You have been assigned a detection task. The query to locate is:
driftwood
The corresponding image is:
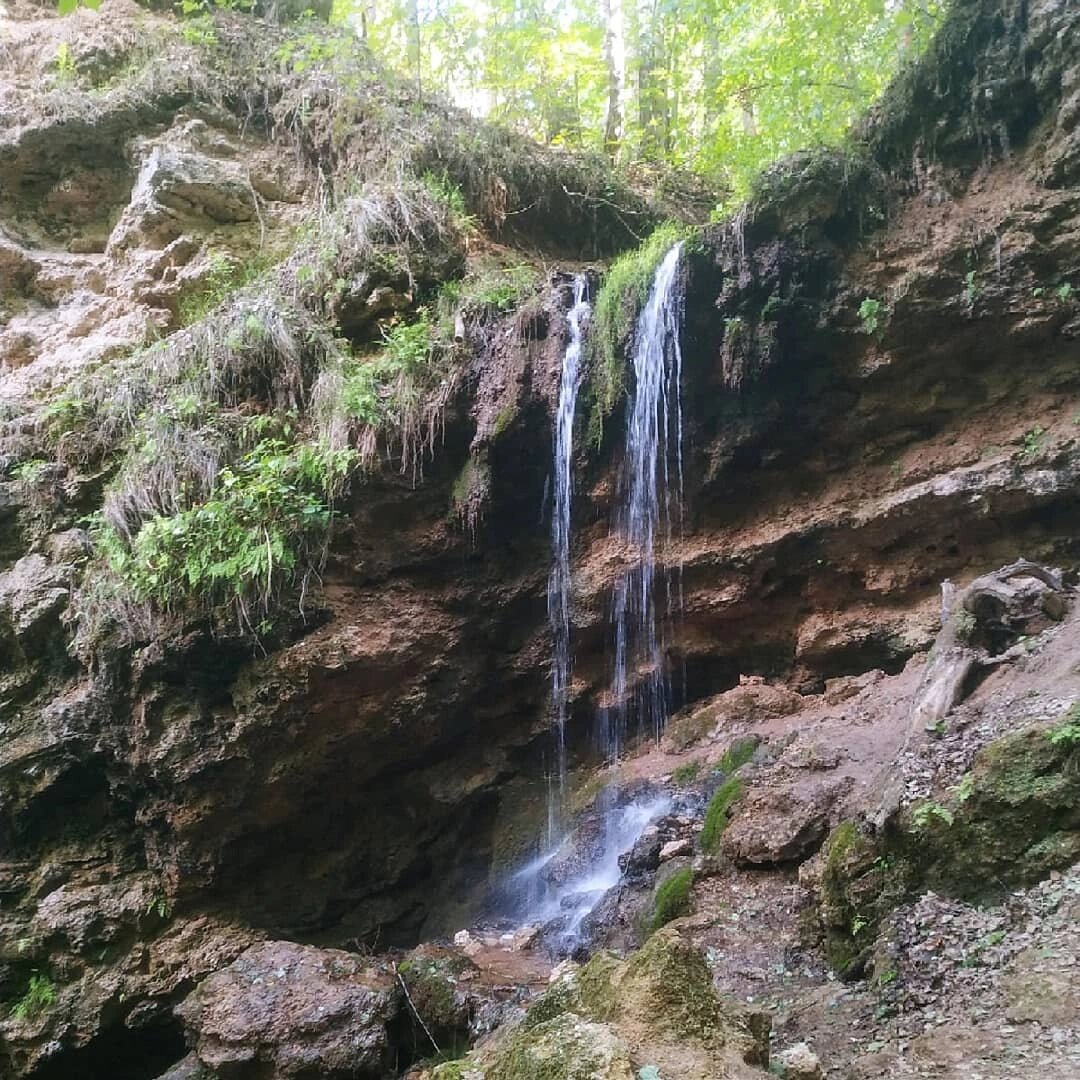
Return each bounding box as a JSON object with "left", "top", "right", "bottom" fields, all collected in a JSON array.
[{"left": 870, "top": 559, "right": 1066, "bottom": 830}]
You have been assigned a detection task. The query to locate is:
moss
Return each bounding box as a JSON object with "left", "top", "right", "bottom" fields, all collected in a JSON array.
[
  {"left": 488, "top": 1013, "right": 633, "bottom": 1080},
  {"left": 621, "top": 930, "right": 724, "bottom": 1043},
  {"left": 397, "top": 949, "right": 474, "bottom": 1048},
  {"left": 817, "top": 820, "right": 906, "bottom": 979},
  {"left": 650, "top": 867, "right": 693, "bottom": 929},
  {"left": 492, "top": 404, "right": 516, "bottom": 439},
  {"left": 521, "top": 973, "right": 583, "bottom": 1031},
  {"left": 671, "top": 760, "right": 702, "bottom": 786},
  {"left": 700, "top": 777, "right": 745, "bottom": 853},
  {"left": 816, "top": 719, "right": 1080, "bottom": 979},
  {"left": 576, "top": 951, "right": 622, "bottom": 1021},
  {"left": 918, "top": 722, "right": 1080, "bottom": 896},
  {"left": 450, "top": 452, "right": 492, "bottom": 526},
  {"left": 585, "top": 221, "right": 691, "bottom": 445},
  {"left": 718, "top": 735, "right": 759, "bottom": 775}
]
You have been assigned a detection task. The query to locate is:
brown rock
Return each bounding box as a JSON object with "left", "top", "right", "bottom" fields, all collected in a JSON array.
[{"left": 176, "top": 941, "right": 403, "bottom": 1079}]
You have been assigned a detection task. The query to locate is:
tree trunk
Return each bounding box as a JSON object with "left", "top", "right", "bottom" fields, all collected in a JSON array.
[{"left": 602, "top": 0, "right": 625, "bottom": 157}]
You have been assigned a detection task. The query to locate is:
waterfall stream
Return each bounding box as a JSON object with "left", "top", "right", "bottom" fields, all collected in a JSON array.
[
  {"left": 546, "top": 274, "right": 590, "bottom": 845},
  {"left": 510, "top": 247, "right": 686, "bottom": 950},
  {"left": 604, "top": 240, "right": 685, "bottom": 760}
]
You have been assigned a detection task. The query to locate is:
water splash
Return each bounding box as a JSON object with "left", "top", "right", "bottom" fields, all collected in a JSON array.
[
  {"left": 546, "top": 274, "right": 591, "bottom": 844},
  {"left": 604, "top": 241, "right": 685, "bottom": 760}
]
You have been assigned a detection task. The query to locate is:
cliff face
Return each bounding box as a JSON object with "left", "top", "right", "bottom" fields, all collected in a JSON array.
[{"left": 1, "top": 0, "right": 1079, "bottom": 1077}]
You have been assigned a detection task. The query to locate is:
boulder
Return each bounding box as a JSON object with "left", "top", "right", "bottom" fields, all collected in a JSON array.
[
  {"left": 774, "top": 1041, "right": 824, "bottom": 1079},
  {"left": 722, "top": 781, "right": 850, "bottom": 866},
  {"left": 175, "top": 941, "right": 403, "bottom": 1079},
  {"left": 0, "top": 553, "right": 69, "bottom": 650}
]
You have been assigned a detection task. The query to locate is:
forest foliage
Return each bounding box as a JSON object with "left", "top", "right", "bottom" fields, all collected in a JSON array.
[{"left": 347, "top": 0, "right": 946, "bottom": 200}]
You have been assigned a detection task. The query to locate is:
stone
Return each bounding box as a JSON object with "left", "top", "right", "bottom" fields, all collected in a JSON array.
[
  {"left": 0, "top": 553, "right": 69, "bottom": 648},
  {"left": 1003, "top": 949, "right": 1080, "bottom": 1026},
  {"left": 722, "top": 781, "right": 849, "bottom": 866},
  {"left": 774, "top": 1041, "right": 824, "bottom": 1079},
  {"left": 175, "top": 941, "right": 402, "bottom": 1079},
  {"left": 659, "top": 838, "right": 692, "bottom": 861}
]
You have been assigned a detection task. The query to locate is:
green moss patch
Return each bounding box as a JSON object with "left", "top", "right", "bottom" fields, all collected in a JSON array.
[{"left": 700, "top": 777, "right": 745, "bottom": 853}]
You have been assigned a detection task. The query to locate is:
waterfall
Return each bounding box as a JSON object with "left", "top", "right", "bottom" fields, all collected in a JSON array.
[
  {"left": 546, "top": 274, "right": 590, "bottom": 844},
  {"left": 603, "top": 241, "right": 685, "bottom": 762},
  {"left": 506, "top": 249, "right": 685, "bottom": 950}
]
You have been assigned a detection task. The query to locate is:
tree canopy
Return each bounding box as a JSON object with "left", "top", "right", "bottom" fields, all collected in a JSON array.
[{"left": 340, "top": 0, "right": 945, "bottom": 201}]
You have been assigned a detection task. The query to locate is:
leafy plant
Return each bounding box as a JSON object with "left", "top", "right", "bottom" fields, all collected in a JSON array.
[
  {"left": 1021, "top": 425, "right": 1046, "bottom": 458},
  {"left": 1047, "top": 704, "right": 1080, "bottom": 748},
  {"left": 858, "top": 297, "right": 884, "bottom": 336},
  {"left": 96, "top": 439, "right": 354, "bottom": 621},
  {"left": 420, "top": 171, "right": 477, "bottom": 235},
  {"left": 963, "top": 270, "right": 979, "bottom": 307},
  {"left": 651, "top": 867, "right": 693, "bottom": 929},
  {"left": 1056, "top": 282, "right": 1075, "bottom": 303},
  {"left": 910, "top": 800, "right": 954, "bottom": 832},
  {"left": 54, "top": 42, "right": 77, "bottom": 82},
  {"left": 953, "top": 773, "right": 975, "bottom": 803},
  {"left": 10, "top": 973, "right": 56, "bottom": 1021},
  {"left": 954, "top": 609, "right": 977, "bottom": 643},
  {"left": 700, "top": 776, "right": 745, "bottom": 853},
  {"left": 178, "top": 251, "right": 272, "bottom": 326}
]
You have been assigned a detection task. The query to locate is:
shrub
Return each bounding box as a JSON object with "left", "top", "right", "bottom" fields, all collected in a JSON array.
[
  {"left": 96, "top": 438, "right": 354, "bottom": 624},
  {"left": 700, "top": 777, "right": 744, "bottom": 853},
  {"left": 651, "top": 867, "right": 693, "bottom": 929}
]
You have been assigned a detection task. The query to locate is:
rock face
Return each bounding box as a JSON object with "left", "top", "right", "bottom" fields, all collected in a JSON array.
[{"left": 2, "top": 0, "right": 1080, "bottom": 1076}]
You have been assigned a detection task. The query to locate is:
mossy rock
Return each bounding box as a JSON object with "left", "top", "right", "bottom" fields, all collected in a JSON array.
[
  {"left": 488, "top": 1013, "right": 635, "bottom": 1080},
  {"left": 510, "top": 931, "right": 768, "bottom": 1071},
  {"left": 620, "top": 931, "right": 727, "bottom": 1042},
  {"left": 816, "top": 820, "right": 916, "bottom": 979},
  {"left": 398, "top": 946, "right": 477, "bottom": 1049},
  {"left": 816, "top": 717, "right": 1080, "bottom": 978},
  {"left": 919, "top": 722, "right": 1080, "bottom": 896}
]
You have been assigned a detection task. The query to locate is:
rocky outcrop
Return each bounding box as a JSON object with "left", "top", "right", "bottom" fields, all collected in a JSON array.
[
  {"left": 2, "top": 0, "right": 1080, "bottom": 1076},
  {"left": 437, "top": 929, "right": 770, "bottom": 1079}
]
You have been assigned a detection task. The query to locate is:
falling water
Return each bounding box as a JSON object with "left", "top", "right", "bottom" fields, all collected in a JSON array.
[
  {"left": 546, "top": 274, "right": 590, "bottom": 844},
  {"left": 505, "top": 249, "right": 685, "bottom": 951},
  {"left": 603, "top": 241, "right": 685, "bottom": 761}
]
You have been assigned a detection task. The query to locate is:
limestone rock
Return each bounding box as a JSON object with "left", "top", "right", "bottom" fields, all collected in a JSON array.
[
  {"left": 659, "top": 838, "right": 692, "bottom": 861},
  {"left": 0, "top": 553, "right": 69, "bottom": 647},
  {"left": 175, "top": 941, "right": 403, "bottom": 1079},
  {"left": 774, "top": 1041, "right": 824, "bottom": 1079},
  {"left": 722, "top": 781, "right": 850, "bottom": 866}
]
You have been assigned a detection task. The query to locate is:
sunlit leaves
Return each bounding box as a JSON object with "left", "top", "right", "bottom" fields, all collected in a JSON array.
[{"left": 349, "top": 0, "right": 945, "bottom": 199}]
